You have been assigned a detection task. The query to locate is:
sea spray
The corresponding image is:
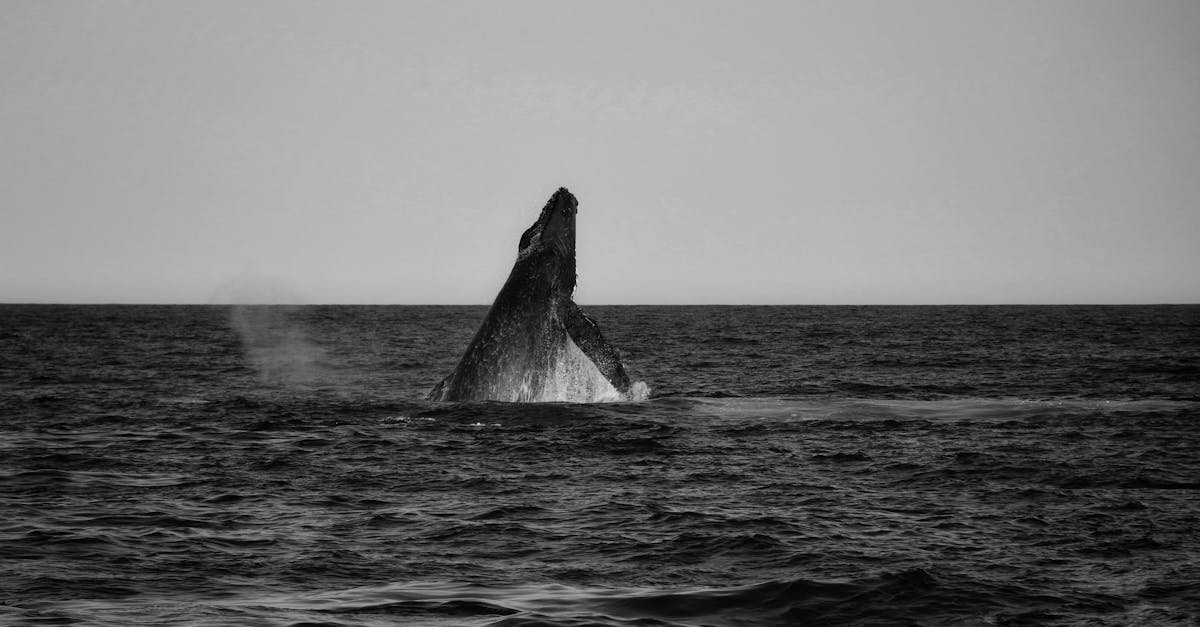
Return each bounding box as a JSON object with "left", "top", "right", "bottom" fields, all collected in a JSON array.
[
  {"left": 626, "top": 380, "right": 652, "bottom": 402},
  {"left": 216, "top": 277, "right": 339, "bottom": 388},
  {"left": 230, "top": 305, "right": 331, "bottom": 386}
]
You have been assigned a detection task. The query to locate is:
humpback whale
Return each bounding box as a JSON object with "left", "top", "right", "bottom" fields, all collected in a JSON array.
[{"left": 428, "top": 187, "right": 638, "bottom": 402}]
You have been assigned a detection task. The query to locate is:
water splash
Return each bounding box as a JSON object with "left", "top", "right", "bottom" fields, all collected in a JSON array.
[
  {"left": 512, "top": 336, "right": 652, "bottom": 403},
  {"left": 626, "top": 380, "right": 652, "bottom": 402},
  {"left": 545, "top": 335, "right": 624, "bottom": 402}
]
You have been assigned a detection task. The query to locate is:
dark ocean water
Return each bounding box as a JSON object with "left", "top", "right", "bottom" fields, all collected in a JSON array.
[{"left": 2, "top": 304, "right": 1198, "bottom": 626}]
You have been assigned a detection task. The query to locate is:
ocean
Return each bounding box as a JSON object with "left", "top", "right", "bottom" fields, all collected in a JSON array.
[{"left": 1, "top": 304, "right": 1198, "bottom": 626}]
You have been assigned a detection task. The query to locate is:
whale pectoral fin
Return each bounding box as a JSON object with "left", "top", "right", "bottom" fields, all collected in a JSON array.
[{"left": 563, "top": 302, "right": 631, "bottom": 392}]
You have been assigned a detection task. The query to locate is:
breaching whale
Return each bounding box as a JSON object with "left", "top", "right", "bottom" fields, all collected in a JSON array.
[{"left": 427, "top": 187, "right": 638, "bottom": 402}]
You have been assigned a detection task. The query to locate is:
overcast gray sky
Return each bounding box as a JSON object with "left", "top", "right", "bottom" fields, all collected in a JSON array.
[{"left": 3, "top": 1, "right": 1198, "bottom": 304}]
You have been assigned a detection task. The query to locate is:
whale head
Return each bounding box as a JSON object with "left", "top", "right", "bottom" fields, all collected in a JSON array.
[
  {"left": 509, "top": 187, "right": 578, "bottom": 296},
  {"left": 518, "top": 187, "right": 577, "bottom": 261}
]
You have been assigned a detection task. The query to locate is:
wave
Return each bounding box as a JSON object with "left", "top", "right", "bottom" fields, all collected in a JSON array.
[
  {"left": 642, "top": 397, "right": 1199, "bottom": 424},
  {"left": 52, "top": 568, "right": 1141, "bottom": 627}
]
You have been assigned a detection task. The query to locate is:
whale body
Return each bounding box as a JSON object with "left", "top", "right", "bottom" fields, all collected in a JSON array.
[{"left": 427, "top": 187, "right": 637, "bottom": 402}]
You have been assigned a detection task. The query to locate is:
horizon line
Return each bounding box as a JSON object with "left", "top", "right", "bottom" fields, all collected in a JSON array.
[{"left": 2, "top": 301, "right": 1197, "bottom": 307}]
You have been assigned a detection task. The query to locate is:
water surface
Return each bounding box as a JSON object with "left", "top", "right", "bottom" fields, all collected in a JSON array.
[{"left": 2, "top": 305, "right": 1197, "bottom": 625}]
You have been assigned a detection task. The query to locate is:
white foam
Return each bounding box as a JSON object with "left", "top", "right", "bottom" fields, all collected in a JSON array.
[
  {"left": 536, "top": 334, "right": 624, "bottom": 402},
  {"left": 625, "top": 381, "right": 652, "bottom": 402},
  {"left": 499, "top": 335, "right": 649, "bottom": 403},
  {"left": 449, "top": 323, "right": 651, "bottom": 403}
]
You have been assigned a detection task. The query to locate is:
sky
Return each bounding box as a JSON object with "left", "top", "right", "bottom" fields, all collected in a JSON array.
[{"left": 2, "top": 1, "right": 1198, "bottom": 304}]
